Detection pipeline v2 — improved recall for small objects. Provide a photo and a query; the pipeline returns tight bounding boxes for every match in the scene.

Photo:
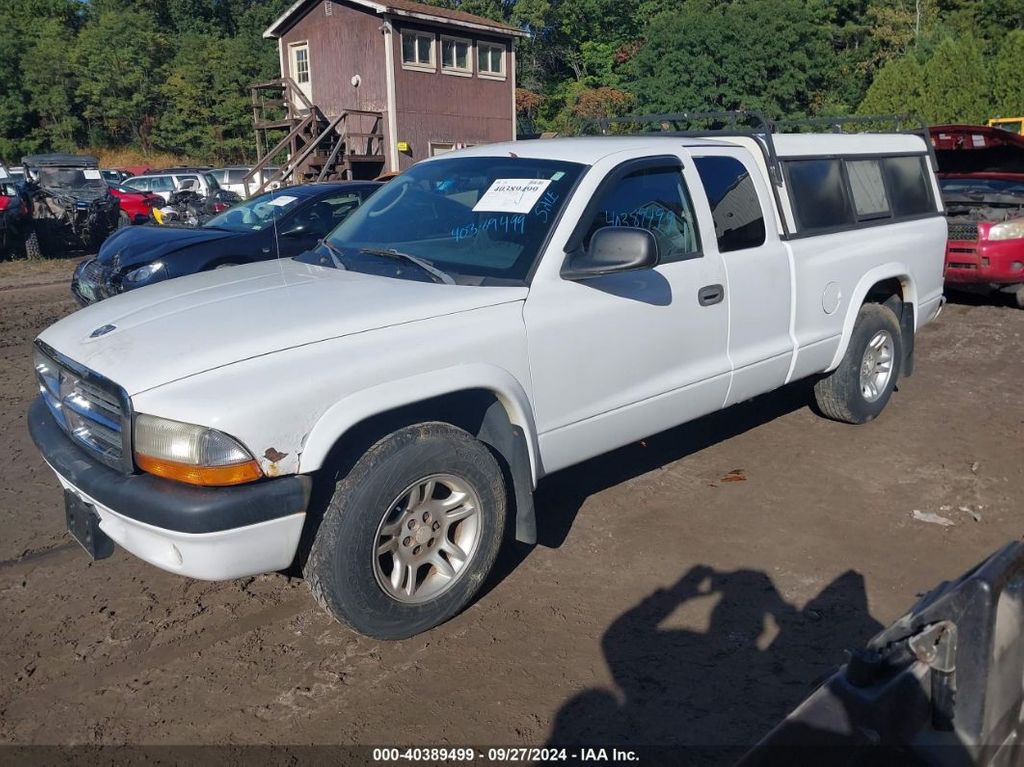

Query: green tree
[75,7,169,152]
[23,20,81,151]
[920,34,990,123]
[628,0,834,119]
[991,30,1024,119]
[857,55,924,118]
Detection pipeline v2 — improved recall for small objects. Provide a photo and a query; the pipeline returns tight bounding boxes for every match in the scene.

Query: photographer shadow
[547,565,884,763]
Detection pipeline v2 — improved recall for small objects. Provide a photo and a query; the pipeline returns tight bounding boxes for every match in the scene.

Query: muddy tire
[814,302,904,424]
[306,422,506,639]
[117,211,130,229]
[1014,284,1024,310]
[23,229,42,259]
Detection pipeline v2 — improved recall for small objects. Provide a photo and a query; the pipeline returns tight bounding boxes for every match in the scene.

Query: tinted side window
[291,194,363,237]
[883,156,933,217]
[847,159,890,220]
[584,166,700,263]
[785,159,855,232]
[693,156,766,252]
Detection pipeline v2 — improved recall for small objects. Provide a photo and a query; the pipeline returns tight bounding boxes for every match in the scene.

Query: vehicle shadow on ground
[944,287,1019,308]
[483,380,816,598]
[545,564,885,764]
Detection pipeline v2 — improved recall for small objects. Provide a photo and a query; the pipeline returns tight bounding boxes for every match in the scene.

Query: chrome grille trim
[34,340,133,473]
[947,222,979,242]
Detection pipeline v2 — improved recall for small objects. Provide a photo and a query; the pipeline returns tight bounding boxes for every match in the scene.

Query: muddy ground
[1,260,1022,756]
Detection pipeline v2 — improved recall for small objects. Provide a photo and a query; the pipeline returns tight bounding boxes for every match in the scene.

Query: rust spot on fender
[264,447,288,463]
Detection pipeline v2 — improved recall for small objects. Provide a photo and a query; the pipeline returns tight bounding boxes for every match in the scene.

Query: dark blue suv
[72,181,380,305]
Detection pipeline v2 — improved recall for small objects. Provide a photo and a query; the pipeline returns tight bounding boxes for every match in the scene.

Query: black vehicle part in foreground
[22,154,122,256]
[742,541,1024,766]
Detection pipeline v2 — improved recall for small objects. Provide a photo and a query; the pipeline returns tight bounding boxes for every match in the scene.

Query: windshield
[36,167,106,191]
[318,156,585,284]
[203,189,302,232]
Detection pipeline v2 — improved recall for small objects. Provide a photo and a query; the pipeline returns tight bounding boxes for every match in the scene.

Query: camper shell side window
[783,153,937,238]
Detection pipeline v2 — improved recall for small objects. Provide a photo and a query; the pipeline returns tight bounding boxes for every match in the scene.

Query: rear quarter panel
[786,215,946,380]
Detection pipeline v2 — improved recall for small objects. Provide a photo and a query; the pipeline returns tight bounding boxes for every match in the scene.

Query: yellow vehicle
[988,117,1024,135]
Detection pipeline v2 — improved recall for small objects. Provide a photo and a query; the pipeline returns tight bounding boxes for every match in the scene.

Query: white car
[209,166,281,199]
[29,126,945,639]
[123,170,224,202]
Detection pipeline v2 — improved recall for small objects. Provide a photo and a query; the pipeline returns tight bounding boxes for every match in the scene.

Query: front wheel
[306,422,507,639]
[814,302,904,424]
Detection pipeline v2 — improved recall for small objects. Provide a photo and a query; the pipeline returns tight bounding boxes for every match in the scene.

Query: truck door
[691,151,794,405]
[523,153,732,474]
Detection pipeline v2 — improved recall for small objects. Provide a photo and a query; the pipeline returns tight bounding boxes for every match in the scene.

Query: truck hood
[38,259,528,395]
[97,225,238,268]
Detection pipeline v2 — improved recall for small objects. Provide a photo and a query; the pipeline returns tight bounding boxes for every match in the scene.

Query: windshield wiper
[358,247,455,285]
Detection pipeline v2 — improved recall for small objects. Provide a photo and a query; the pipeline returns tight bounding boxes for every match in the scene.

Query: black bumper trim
[28,396,311,534]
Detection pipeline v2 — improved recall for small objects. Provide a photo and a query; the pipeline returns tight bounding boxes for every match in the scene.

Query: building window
[441,36,472,75]
[477,42,506,79]
[292,45,310,84]
[402,31,435,71]
[693,156,766,252]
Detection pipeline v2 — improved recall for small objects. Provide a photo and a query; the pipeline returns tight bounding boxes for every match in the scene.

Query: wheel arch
[828,265,917,373]
[299,366,540,544]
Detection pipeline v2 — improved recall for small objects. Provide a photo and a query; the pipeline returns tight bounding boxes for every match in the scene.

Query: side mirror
[561,226,660,281]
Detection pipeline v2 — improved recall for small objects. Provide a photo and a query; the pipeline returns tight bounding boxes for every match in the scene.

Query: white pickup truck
[29,124,946,638]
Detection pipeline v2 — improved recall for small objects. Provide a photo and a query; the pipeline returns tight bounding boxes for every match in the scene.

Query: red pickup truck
[931,125,1024,308]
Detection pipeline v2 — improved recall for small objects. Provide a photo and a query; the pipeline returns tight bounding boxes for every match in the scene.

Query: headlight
[123,262,165,285]
[133,414,262,486]
[988,218,1024,241]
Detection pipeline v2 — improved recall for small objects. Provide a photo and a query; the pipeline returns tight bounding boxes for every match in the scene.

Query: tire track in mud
[8,596,311,711]
[0,541,79,572]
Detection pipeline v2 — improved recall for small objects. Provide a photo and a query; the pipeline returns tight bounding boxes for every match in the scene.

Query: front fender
[298,363,541,482]
[827,264,916,372]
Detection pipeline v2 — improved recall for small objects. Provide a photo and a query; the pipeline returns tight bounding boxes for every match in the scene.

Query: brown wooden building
[256,0,525,186]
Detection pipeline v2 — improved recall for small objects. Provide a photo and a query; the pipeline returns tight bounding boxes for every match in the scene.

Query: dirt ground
[1,259,1022,756]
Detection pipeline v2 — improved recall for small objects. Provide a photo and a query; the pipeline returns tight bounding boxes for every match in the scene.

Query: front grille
[34,342,132,472]
[947,222,979,241]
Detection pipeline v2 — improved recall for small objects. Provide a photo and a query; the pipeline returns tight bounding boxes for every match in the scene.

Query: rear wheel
[306,423,506,639]
[814,302,904,424]
[1014,284,1024,310]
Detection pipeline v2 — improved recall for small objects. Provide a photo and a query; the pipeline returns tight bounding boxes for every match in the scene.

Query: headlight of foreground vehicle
[123,261,166,286]
[133,414,263,486]
[988,218,1024,241]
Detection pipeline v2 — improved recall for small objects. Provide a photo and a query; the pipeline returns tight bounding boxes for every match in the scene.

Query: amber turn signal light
[135,454,263,487]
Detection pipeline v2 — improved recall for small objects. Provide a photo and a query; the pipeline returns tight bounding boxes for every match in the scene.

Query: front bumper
[945,238,1024,285]
[28,396,311,580]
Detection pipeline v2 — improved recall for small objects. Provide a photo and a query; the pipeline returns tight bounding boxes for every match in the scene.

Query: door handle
[698,284,725,306]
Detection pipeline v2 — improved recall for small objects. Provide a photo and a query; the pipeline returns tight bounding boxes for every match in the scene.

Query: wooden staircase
[246,78,385,194]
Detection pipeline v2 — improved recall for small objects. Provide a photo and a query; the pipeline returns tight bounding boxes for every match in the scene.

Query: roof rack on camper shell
[580,111,934,188]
